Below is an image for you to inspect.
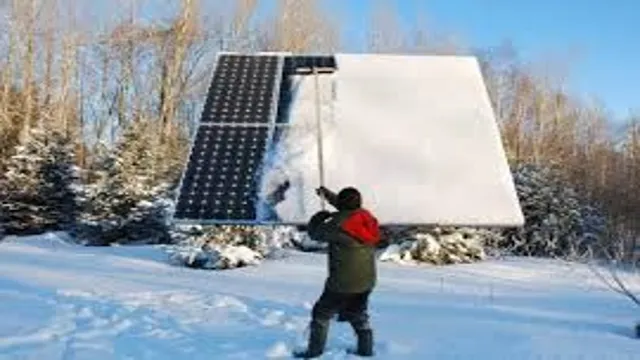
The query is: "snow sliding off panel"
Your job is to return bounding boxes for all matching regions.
[266,54,523,227]
[174,125,269,221]
[259,72,335,221]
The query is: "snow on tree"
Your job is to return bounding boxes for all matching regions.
[379,227,493,265]
[79,121,172,246]
[0,126,81,235]
[499,164,607,258]
[166,229,265,270]
[166,225,315,270]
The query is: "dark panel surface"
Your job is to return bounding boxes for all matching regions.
[286,55,337,71]
[174,125,269,221]
[201,54,280,124]
[275,55,337,124]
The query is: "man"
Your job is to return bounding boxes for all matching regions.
[294,186,381,358]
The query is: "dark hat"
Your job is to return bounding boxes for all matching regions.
[337,187,361,211]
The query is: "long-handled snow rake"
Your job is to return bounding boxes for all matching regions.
[294,64,334,211]
[312,66,327,211]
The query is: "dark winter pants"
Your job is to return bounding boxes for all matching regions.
[311,288,372,331]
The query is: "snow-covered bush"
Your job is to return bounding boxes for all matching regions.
[0,126,81,235]
[78,122,172,246]
[500,164,607,258]
[167,241,263,270]
[379,227,492,265]
[166,225,310,270]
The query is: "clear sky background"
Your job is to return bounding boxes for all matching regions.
[327,0,639,121]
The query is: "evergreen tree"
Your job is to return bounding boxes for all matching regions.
[0,126,80,235]
[80,121,171,245]
[501,164,607,257]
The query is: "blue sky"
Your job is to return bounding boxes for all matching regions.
[327,0,639,121]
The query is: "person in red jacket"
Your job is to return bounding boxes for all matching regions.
[294,186,381,358]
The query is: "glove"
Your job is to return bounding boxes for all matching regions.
[307,210,332,241]
[316,186,339,209]
[315,186,330,198]
[309,210,332,226]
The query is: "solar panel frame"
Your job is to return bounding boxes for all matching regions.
[172,52,286,225]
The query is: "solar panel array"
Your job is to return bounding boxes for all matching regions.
[173,54,283,223]
[174,53,337,224]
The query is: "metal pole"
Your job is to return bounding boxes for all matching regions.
[313,67,326,210]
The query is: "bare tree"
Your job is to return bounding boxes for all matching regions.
[366,0,405,53]
[227,0,259,51]
[585,240,640,320]
[262,0,339,53]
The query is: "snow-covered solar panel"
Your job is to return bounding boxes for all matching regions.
[260,54,524,227]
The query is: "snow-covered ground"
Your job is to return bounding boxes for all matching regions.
[1,233,639,359]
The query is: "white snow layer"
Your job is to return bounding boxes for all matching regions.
[259,72,336,221]
[2,233,640,359]
[260,54,524,226]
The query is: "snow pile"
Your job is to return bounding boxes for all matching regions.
[166,225,320,269]
[256,225,325,253]
[500,164,607,258]
[379,227,490,265]
[167,242,263,270]
[257,226,309,254]
[166,226,267,270]
[1,231,78,247]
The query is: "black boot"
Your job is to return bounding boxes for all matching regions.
[354,329,373,357]
[293,322,328,359]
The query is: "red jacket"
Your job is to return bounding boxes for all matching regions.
[340,208,380,246]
